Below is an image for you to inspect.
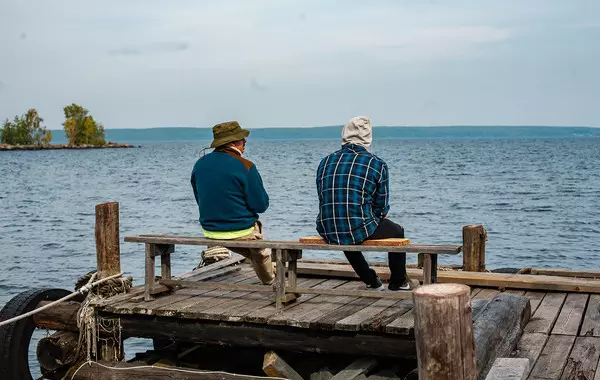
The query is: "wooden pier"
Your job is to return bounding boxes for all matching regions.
[5,203,600,379]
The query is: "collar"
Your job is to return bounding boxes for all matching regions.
[215,146,242,157]
[342,143,368,152]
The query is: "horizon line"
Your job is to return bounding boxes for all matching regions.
[47,124,600,131]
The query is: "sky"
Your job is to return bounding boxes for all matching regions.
[0,1,599,129]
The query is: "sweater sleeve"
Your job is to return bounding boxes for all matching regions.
[245,165,269,214]
[373,162,390,219]
[190,166,199,206]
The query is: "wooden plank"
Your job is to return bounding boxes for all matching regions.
[125,235,461,254]
[246,279,347,324]
[531,268,600,279]
[314,293,379,330]
[198,278,317,322]
[529,334,575,380]
[334,298,409,332]
[511,332,548,377]
[297,263,600,294]
[310,368,334,380]
[525,293,567,334]
[524,291,547,314]
[299,236,410,246]
[552,293,589,336]
[330,358,378,380]
[262,351,303,380]
[505,289,526,296]
[225,278,327,323]
[560,337,600,380]
[384,308,415,336]
[581,294,600,337]
[471,288,484,298]
[485,358,529,380]
[177,253,245,279]
[272,281,366,329]
[107,270,253,314]
[473,289,501,301]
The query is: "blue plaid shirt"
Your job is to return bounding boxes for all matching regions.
[316,144,390,245]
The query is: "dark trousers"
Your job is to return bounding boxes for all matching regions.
[344,219,407,286]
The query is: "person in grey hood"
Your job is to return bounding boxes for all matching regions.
[315,116,409,291]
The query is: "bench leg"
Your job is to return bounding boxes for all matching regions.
[145,243,156,301]
[422,254,439,285]
[156,244,174,281]
[275,249,285,311]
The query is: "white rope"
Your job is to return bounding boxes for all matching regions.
[70,360,288,379]
[0,272,125,328]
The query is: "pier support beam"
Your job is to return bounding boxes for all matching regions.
[413,283,477,380]
[463,225,487,272]
[95,202,123,361]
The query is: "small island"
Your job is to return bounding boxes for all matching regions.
[0,104,135,151]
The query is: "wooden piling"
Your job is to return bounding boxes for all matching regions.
[95,202,121,278]
[94,202,123,361]
[462,225,486,272]
[413,283,477,380]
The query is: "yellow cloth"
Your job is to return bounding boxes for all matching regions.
[202,227,254,240]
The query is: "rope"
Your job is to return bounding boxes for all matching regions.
[70,360,288,380]
[0,272,125,328]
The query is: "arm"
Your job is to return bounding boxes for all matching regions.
[373,162,390,219]
[245,165,269,214]
[190,167,199,205]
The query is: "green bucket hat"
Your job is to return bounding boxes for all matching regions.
[210,121,250,149]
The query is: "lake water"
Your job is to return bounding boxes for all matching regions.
[1,137,599,370]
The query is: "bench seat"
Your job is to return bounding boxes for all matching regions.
[124,234,462,306]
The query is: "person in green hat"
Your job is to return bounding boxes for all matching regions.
[191,121,274,284]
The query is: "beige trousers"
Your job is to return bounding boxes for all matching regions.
[228,222,274,285]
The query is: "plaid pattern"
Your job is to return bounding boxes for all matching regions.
[316,144,390,245]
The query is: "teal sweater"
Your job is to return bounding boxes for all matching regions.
[191,147,269,231]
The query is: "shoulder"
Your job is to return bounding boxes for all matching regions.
[213,151,256,172]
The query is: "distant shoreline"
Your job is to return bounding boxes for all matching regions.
[0,142,136,151]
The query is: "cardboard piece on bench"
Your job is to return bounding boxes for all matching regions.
[299,236,410,247]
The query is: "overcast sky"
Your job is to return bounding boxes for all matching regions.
[1,1,599,129]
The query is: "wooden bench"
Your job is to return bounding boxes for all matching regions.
[124,235,462,308]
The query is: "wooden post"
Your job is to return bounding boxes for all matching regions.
[94,202,123,361]
[275,249,285,311]
[95,202,121,278]
[413,283,477,380]
[463,225,487,272]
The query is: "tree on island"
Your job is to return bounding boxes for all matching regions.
[0,109,52,145]
[63,103,106,146]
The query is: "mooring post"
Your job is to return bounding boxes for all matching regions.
[95,202,121,278]
[94,202,123,361]
[462,224,487,272]
[413,283,477,380]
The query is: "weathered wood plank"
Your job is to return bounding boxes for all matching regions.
[485,358,529,380]
[225,278,327,323]
[330,358,378,380]
[473,289,501,301]
[524,291,547,314]
[125,235,462,254]
[528,335,575,380]
[505,290,526,296]
[524,293,567,334]
[385,308,415,336]
[297,263,600,293]
[314,294,379,330]
[335,298,406,332]
[560,337,600,380]
[511,332,548,377]
[177,253,245,279]
[581,294,600,337]
[552,293,589,336]
[246,279,347,324]
[262,351,303,380]
[270,281,365,329]
[99,313,417,358]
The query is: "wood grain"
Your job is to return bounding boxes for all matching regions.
[552,293,589,336]
[299,236,410,246]
[528,335,575,380]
